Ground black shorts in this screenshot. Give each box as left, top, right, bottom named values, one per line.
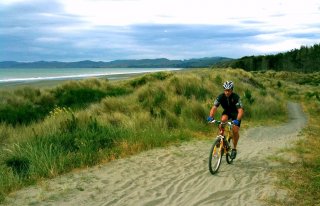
left=222, top=111, right=241, bottom=127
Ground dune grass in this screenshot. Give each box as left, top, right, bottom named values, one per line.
left=266, top=101, right=320, bottom=206
left=0, top=68, right=288, bottom=202
left=256, top=71, right=320, bottom=206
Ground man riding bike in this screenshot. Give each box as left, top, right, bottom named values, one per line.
left=207, top=81, right=244, bottom=159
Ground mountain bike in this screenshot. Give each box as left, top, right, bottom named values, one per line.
left=208, top=120, right=234, bottom=175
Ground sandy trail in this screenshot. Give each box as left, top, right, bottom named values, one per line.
left=4, top=102, right=306, bottom=206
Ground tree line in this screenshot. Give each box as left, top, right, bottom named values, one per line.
left=216, top=43, right=320, bottom=72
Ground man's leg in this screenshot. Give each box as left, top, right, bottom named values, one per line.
left=232, top=126, right=240, bottom=149
left=231, top=125, right=239, bottom=159
left=221, top=114, right=228, bottom=122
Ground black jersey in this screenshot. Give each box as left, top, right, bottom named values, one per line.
left=213, top=93, right=243, bottom=114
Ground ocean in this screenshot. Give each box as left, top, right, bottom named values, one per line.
left=0, top=67, right=182, bottom=84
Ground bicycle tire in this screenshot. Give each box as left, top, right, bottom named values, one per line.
left=226, top=152, right=233, bottom=164
left=208, top=137, right=223, bottom=175
left=226, top=138, right=234, bottom=164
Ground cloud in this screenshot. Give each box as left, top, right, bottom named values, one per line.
left=1, top=0, right=320, bottom=61
left=0, top=0, right=88, bottom=61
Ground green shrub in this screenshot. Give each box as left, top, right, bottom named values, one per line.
left=165, top=111, right=180, bottom=129
left=133, top=122, right=190, bottom=148
left=259, top=89, right=267, bottom=96
left=154, top=90, right=167, bottom=106
left=214, top=75, right=223, bottom=85
left=138, top=85, right=168, bottom=118
left=173, top=101, right=184, bottom=116
left=149, top=71, right=173, bottom=80
left=53, top=84, right=131, bottom=109
left=287, top=89, right=298, bottom=97
left=129, top=76, right=147, bottom=87
left=60, top=113, right=78, bottom=133
left=99, top=97, right=130, bottom=113
left=169, top=76, right=210, bottom=100
left=0, top=80, right=132, bottom=126
left=183, top=85, right=209, bottom=100
left=138, top=85, right=167, bottom=108
left=0, top=103, right=45, bottom=125
left=244, top=77, right=265, bottom=89
left=105, top=86, right=132, bottom=97
left=53, top=87, right=106, bottom=108
left=150, top=107, right=166, bottom=118
left=0, top=165, right=20, bottom=202
left=306, top=92, right=320, bottom=101
left=244, top=95, right=286, bottom=121
left=13, top=87, right=41, bottom=102
left=182, top=101, right=207, bottom=122
left=5, top=156, right=30, bottom=178
left=243, top=89, right=255, bottom=105
left=129, top=72, right=173, bottom=88
left=51, top=116, right=116, bottom=154
left=2, top=116, right=128, bottom=182
left=277, top=81, right=282, bottom=88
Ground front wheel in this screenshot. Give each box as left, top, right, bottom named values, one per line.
left=208, top=138, right=223, bottom=175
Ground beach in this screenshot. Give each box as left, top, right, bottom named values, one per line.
left=0, top=68, right=182, bottom=89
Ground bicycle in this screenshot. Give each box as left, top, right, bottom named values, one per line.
left=208, top=120, right=234, bottom=175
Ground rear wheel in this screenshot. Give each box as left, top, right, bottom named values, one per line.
left=208, top=137, right=223, bottom=175
left=226, top=152, right=233, bottom=164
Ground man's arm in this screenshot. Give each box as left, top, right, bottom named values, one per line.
left=237, top=108, right=244, bottom=120
left=210, top=94, right=222, bottom=118
left=209, top=106, right=218, bottom=118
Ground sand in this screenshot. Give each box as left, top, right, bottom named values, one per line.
left=3, top=102, right=306, bottom=206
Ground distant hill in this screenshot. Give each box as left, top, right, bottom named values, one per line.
left=0, top=57, right=232, bottom=69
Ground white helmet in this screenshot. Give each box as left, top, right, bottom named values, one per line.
left=223, top=81, right=234, bottom=90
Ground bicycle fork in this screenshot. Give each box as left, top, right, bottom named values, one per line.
left=217, top=135, right=231, bottom=154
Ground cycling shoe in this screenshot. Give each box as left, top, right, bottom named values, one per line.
left=231, top=149, right=237, bottom=159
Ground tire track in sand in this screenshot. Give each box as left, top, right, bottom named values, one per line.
left=4, top=102, right=306, bottom=206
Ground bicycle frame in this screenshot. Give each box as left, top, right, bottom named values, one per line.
left=219, top=121, right=233, bottom=148
left=210, top=120, right=233, bottom=146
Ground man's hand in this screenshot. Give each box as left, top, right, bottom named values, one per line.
left=232, top=119, right=240, bottom=126
left=207, top=116, right=214, bottom=122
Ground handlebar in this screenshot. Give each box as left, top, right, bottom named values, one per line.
left=208, top=120, right=233, bottom=126
left=209, top=120, right=234, bottom=136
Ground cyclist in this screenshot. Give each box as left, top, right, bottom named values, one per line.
left=207, top=81, right=244, bottom=159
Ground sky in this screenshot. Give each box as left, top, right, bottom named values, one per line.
left=1, top=0, right=320, bottom=62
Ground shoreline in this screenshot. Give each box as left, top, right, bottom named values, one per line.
left=0, top=69, right=183, bottom=90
